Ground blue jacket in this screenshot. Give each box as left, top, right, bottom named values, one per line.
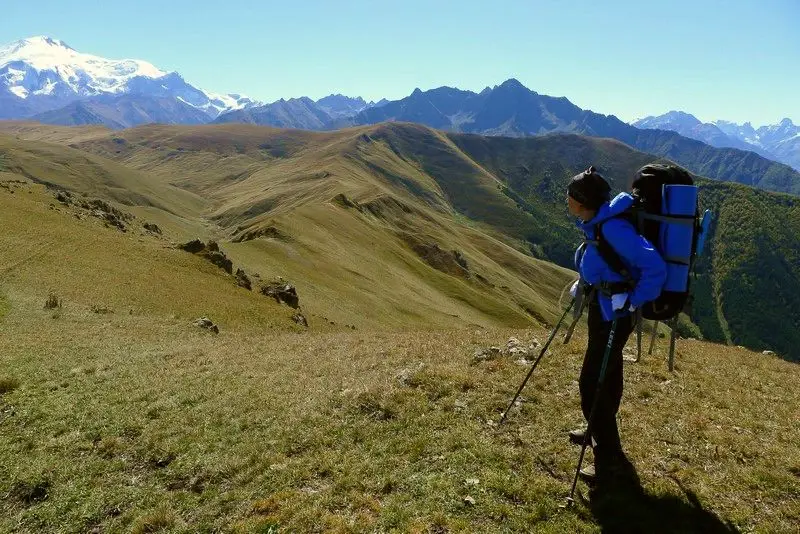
left=575, top=193, right=667, bottom=321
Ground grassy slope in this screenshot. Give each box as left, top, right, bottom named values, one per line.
left=694, top=182, right=800, bottom=353
left=0, top=124, right=575, bottom=331
left=5, top=121, right=800, bottom=357
left=0, top=133, right=208, bottom=218
left=0, top=181, right=297, bottom=331
left=1, top=277, right=798, bottom=533
left=0, top=123, right=798, bottom=532
left=5, top=121, right=800, bottom=358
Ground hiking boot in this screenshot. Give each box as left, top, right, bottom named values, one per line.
left=578, top=463, right=597, bottom=482
left=589, top=451, right=637, bottom=486
left=568, top=427, right=588, bottom=445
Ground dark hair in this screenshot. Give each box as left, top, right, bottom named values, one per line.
left=568, top=166, right=611, bottom=210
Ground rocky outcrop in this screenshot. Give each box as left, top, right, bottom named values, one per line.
left=260, top=279, right=300, bottom=308
left=178, top=240, right=233, bottom=274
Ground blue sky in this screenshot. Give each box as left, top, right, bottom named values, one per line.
left=3, top=0, right=798, bottom=125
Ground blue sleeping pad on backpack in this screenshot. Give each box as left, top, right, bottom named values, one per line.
left=660, top=184, right=697, bottom=293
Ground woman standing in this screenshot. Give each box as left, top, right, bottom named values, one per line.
left=566, top=166, right=667, bottom=482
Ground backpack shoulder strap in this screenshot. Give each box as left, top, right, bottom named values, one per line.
left=586, top=211, right=637, bottom=289
left=595, top=218, right=633, bottom=280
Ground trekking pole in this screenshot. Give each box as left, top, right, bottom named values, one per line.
left=563, top=288, right=593, bottom=344
left=648, top=321, right=659, bottom=355
left=499, top=298, right=575, bottom=425
left=562, top=306, right=583, bottom=344
left=566, top=316, right=619, bottom=506
left=668, top=319, right=678, bottom=372
left=634, top=310, right=643, bottom=362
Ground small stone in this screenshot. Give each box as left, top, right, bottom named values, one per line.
left=292, top=313, right=308, bottom=327
left=235, top=268, right=252, bottom=290
left=55, top=191, right=71, bottom=204
left=396, top=364, right=424, bottom=384
left=472, top=348, right=489, bottom=362
left=179, top=239, right=206, bottom=253
left=463, top=495, right=476, bottom=505
left=193, top=317, right=219, bottom=334
left=507, top=337, right=522, bottom=349
left=261, top=280, right=300, bottom=308
left=143, top=222, right=162, bottom=234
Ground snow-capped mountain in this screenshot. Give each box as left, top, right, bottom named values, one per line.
left=714, top=118, right=800, bottom=172
left=714, top=118, right=799, bottom=149
left=713, top=120, right=760, bottom=146
left=0, top=36, right=259, bottom=120
left=631, top=111, right=800, bottom=171
left=632, top=111, right=764, bottom=154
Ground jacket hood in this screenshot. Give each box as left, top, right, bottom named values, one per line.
left=586, top=192, right=634, bottom=224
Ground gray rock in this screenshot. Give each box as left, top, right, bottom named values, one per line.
left=292, top=313, right=308, bottom=328
left=193, top=317, right=219, bottom=334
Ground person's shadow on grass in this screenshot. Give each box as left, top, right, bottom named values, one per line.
left=585, top=453, right=741, bottom=534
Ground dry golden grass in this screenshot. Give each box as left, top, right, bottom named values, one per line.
left=1, top=279, right=798, bottom=532
left=0, top=123, right=798, bottom=533
left=1, top=123, right=573, bottom=330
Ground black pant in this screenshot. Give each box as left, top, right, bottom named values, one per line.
left=580, top=294, right=634, bottom=460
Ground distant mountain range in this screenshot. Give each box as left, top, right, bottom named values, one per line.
left=2, top=36, right=798, bottom=195
left=633, top=111, right=800, bottom=171
left=214, top=95, right=386, bottom=129
left=211, top=79, right=800, bottom=195
left=209, top=79, right=800, bottom=194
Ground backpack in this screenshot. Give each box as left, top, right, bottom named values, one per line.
left=593, top=164, right=712, bottom=322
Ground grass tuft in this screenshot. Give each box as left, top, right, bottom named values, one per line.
left=0, top=376, right=20, bottom=394
left=44, top=291, right=61, bottom=310
left=131, top=508, right=178, bottom=534
left=8, top=476, right=50, bottom=505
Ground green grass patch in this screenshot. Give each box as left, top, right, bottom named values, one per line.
left=0, top=291, right=8, bottom=321
left=0, top=303, right=797, bottom=532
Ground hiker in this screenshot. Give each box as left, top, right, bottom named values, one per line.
left=566, top=166, right=667, bottom=482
